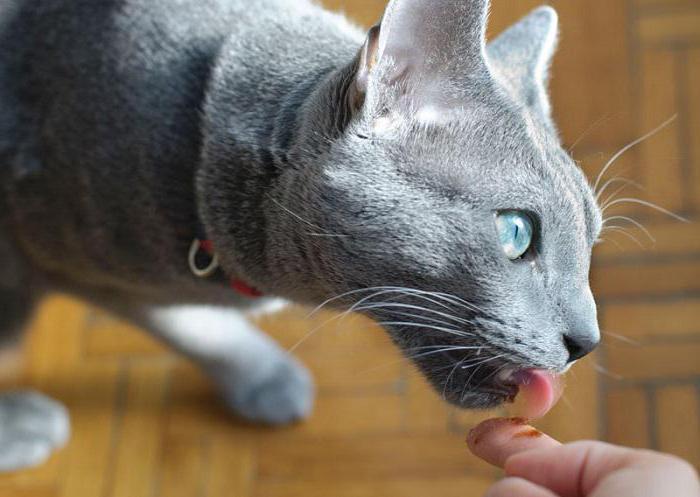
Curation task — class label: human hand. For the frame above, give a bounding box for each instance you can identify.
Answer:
[468,417,700,497]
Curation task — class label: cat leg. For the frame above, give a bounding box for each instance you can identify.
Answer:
[139,305,314,425]
[0,235,70,472]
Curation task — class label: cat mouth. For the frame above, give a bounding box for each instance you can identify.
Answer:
[417,350,565,416]
[437,363,564,417]
[493,368,564,420]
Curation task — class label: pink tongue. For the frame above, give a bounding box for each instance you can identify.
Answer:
[508,370,564,421]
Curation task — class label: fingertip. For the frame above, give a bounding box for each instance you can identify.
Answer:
[467,417,529,450]
[467,417,560,468]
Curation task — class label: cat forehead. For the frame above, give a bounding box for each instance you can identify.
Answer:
[367,112,601,241]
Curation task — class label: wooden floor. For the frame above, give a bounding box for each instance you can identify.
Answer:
[1,0,699,496]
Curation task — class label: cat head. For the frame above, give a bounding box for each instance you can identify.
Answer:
[252,1,601,408]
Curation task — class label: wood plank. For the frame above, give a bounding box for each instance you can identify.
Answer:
[536,355,600,442]
[547,0,634,150]
[0,487,57,497]
[579,146,639,217]
[591,260,700,299]
[319,0,384,27]
[257,309,405,392]
[253,476,496,497]
[257,433,493,481]
[636,48,684,215]
[406,367,466,433]
[602,297,700,339]
[258,308,395,360]
[110,362,170,497]
[24,296,88,382]
[58,362,121,497]
[636,0,700,8]
[688,47,700,213]
[655,385,700,467]
[286,391,404,437]
[606,387,651,449]
[165,361,240,439]
[297,338,404,392]
[156,436,207,497]
[637,10,700,45]
[206,432,256,497]
[606,342,700,380]
[0,297,90,489]
[83,310,167,359]
[595,222,700,259]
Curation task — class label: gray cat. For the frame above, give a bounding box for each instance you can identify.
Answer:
[0,0,601,472]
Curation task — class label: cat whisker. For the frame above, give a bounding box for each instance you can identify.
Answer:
[603,215,656,245]
[592,362,624,381]
[309,285,487,318]
[267,196,348,237]
[366,308,477,332]
[602,197,689,223]
[296,286,488,353]
[307,286,393,317]
[568,114,613,154]
[291,289,406,351]
[601,226,646,249]
[461,354,506,372]
[359,301,475,327]
[424,291,485,314]
[595,177,643,204]
[375,321,472,339]
[305,232,350,238]
[459,354,507,402]
[595,235,624,250]
[362,286,486,315]
[560,393,574,411]
[600,183,633,212]
[405,344,479,352]
[443,355,469,401]
[473,361,509,390]
[348,345,485,379]
[602,330,641,346]
[404,345,486,362]
[592,115,677,194]
[446,352,500,400]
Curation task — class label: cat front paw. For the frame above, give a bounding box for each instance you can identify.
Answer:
[217,357,315,425]
[0,391,70,472]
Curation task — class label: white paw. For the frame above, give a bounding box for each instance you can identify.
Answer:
[218,357,315,425]
[0,391,70,472]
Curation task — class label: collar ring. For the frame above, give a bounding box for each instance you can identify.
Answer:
[188,239,220,278]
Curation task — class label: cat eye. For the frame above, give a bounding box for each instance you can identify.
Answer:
[496,211,534,260]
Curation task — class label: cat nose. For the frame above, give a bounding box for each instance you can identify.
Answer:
[563,333,599,362]
[562,288,600,363]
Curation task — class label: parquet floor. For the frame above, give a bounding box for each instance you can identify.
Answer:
[1,1,699,496]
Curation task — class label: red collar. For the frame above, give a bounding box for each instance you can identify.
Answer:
[188,239,263,298]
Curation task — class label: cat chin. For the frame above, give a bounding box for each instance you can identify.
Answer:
[411,356,520,409]
[446,390,514,410]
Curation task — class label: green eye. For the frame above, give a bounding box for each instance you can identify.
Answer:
[496,211,534,260]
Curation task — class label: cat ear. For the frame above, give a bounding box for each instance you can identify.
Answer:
[352,24,381,109]
[352,0,491,120]
[487,6,559,119]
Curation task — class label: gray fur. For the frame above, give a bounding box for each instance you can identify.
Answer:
[0,391,70,472]
[0,0,602,470]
